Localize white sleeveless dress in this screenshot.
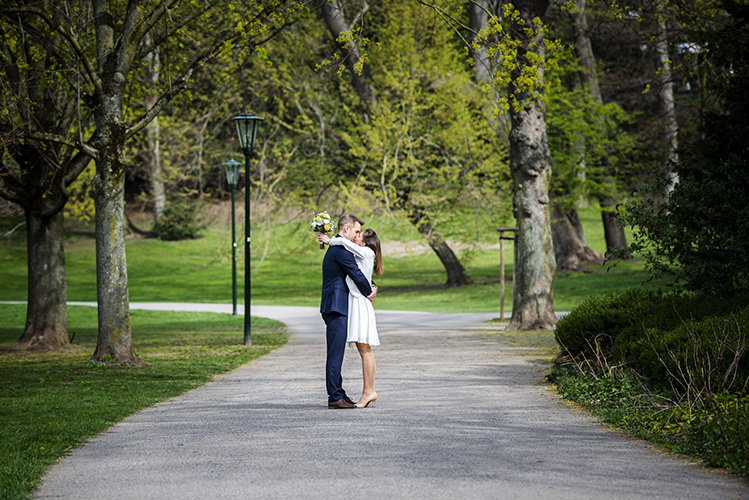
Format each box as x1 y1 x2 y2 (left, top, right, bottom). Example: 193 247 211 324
330 238 380 346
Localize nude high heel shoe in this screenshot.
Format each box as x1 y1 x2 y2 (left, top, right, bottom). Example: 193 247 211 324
357 392 377 408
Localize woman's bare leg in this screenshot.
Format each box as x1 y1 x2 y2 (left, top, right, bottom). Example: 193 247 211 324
356 342 376 405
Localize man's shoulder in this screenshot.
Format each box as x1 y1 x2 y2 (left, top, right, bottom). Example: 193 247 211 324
322 243 347 263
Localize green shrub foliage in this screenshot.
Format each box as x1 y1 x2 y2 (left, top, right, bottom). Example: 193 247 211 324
617 156 749 297
683 394 749 475
555 289 749 387
156 196 205 241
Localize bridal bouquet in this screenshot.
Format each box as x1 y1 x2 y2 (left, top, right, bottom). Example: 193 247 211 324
310 211 336 249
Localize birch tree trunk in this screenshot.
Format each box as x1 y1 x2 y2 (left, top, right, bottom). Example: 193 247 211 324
507 0 557 332
656 4 679 193
145 38 165 226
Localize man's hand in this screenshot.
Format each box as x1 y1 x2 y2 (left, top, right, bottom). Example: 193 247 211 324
318 233 330 245
367 285 377 302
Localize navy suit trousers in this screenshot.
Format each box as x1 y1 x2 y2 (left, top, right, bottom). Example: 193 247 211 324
322 312 349 402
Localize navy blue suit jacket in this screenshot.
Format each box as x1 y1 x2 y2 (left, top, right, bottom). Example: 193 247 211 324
320 236 372 315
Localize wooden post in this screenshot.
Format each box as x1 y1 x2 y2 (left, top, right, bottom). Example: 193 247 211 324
497 228 518 319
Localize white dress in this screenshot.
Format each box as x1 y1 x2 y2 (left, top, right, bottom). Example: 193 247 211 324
330 237 380 346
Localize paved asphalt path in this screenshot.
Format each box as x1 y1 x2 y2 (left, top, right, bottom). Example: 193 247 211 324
34 303 748 499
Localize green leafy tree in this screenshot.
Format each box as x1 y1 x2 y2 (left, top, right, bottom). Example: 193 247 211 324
343 0 508 287
615 0 749 297
2 0 303 362
0 8 95 348
461 0 564 329
317 0 507 286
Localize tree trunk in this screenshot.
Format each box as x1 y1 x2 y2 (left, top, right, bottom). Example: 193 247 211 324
566 208 586 243
90 78 144 365
506 0 556 332
551 203 603 271
87 0 144 365
408 210 472 287
145 41 165 225
147 116 165 224
570 0 600 102
17 208 69 348
469 0 491 84
571 0 629 252
600 195 629 256
320 0 376 109
91 150 144 365
656 5 679 193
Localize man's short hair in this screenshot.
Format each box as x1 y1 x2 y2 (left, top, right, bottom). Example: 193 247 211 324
338 213 364 233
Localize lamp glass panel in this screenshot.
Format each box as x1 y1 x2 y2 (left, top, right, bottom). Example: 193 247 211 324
223 159 242 187
232 114 264 150
225 165 238 187
234 119 249 149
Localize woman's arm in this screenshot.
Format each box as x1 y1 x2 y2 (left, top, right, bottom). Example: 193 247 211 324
329 236 373 260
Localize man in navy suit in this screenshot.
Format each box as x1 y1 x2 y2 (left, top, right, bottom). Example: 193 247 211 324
319 214 376 409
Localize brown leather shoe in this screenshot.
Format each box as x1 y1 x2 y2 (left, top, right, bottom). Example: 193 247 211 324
328 399 357 409
343 395 357 406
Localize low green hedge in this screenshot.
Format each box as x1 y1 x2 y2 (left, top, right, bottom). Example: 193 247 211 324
554 289 749 389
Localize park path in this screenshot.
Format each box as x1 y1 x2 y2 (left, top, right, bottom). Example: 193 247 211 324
35 304 748 500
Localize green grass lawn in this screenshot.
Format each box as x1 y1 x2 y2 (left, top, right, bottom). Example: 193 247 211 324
0 208 655 313
0 304 287 500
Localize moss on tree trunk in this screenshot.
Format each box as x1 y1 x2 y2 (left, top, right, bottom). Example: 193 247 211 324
506 0 557 331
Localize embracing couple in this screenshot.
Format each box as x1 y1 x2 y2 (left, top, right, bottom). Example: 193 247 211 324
318 214 383 410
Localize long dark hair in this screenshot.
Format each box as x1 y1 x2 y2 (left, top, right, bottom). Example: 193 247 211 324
362 228 383 276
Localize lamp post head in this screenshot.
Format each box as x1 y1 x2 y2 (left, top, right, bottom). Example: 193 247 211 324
232 113 264 154
223 159 242 188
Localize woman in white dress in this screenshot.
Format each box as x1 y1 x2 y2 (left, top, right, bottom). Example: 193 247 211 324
321 228 383 408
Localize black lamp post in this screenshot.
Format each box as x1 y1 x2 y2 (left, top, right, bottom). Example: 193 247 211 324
223 159 242 316
232 113 264 346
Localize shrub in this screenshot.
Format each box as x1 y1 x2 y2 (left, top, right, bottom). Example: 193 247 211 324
156 195 205 241
554 289 652 358
643 307 749 398
617 156 749 297
555 289 749 388
682 394 749 475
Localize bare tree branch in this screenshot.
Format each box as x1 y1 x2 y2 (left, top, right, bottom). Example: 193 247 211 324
126 3 290 139
2 6 102 98
22 131 99 160
64 149 94 186
135 0 210 62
